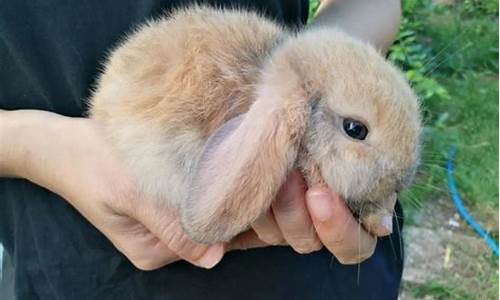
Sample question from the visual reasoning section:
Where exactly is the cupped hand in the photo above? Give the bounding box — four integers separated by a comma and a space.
252, 170, 387, 264
0, 110, 269, 270
1, 109, 387, 270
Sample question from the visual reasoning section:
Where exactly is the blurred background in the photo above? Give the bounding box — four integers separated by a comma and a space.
310, 0, 499, 299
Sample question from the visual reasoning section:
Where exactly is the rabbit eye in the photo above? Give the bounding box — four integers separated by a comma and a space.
343, 118, 368, 140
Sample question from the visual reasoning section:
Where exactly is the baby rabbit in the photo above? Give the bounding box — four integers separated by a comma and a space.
89, 6, 422, 244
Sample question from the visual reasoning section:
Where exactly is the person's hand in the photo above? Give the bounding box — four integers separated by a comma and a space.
252, 170, 389, 264
0, 110, 268, 270
0, 109, 387, 269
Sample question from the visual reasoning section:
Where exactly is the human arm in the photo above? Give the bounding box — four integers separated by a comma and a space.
312, 0, 401, 53
0, 109, 270, 270
0, 108, 384, 268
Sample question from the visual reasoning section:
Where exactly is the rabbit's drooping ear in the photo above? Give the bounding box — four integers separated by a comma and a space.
180, 67, 314, 243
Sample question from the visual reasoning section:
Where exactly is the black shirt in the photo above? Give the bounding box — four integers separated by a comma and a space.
0, 1, 404, 299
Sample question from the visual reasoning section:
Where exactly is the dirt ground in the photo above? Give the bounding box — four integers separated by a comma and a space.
399, 197, 498, 299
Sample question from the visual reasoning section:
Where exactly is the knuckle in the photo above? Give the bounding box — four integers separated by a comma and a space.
169, 237, 206, 262
159, 220, 189, 253
186, 246, 210, 263
157, 220, 209, 264
165, 229, 188, 253
169, 239, 188, 254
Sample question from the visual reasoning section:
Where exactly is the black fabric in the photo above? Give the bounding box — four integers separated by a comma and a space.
0, 1, 404, 299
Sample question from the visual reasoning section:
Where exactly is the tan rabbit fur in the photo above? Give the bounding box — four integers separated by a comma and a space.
89, 6, 422, 243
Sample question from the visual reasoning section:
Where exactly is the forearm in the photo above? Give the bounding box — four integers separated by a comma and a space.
311, 0, 401, 53
0, 110, 82, 194
0, 109, 53, 178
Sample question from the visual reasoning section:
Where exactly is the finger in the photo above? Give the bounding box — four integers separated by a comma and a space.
365, 193, 397, 237
252, 209, 284, 245
226, 229, 286, 252
97, 209, 181, 271
158, 218, 224, 269
306, 187, 377, 264
226, 230, 269, 252
272, 171, 322, 254
107, 223, 180, 271
135, 203, 224, 269
130, 238, 179, 270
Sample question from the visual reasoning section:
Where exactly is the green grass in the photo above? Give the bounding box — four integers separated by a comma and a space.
408, 276, 495, 300
397, 1, 499, 226
407, 257, 499, 300
308, 0, 320, 22
410, 281, 472, 300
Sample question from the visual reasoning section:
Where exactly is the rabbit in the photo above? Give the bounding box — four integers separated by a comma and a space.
89, 6, 422, 244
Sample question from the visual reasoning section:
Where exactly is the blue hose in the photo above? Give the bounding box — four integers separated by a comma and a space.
447, 147, 499, 257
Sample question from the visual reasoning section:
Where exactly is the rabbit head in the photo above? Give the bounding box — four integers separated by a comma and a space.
294, 29, 422, 234
182, 28, 422, 243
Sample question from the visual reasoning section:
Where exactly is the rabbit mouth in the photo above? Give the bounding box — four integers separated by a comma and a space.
345, 199, 375, 221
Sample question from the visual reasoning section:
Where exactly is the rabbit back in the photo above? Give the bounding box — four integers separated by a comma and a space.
89, 7, 284, 206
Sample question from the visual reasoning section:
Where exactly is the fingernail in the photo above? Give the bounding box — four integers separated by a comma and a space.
374, 215, 393, 236
197, 245, 223, 269
308, 190, 333, 222
382, 215, 393, 232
